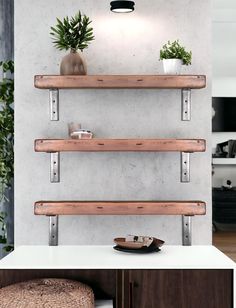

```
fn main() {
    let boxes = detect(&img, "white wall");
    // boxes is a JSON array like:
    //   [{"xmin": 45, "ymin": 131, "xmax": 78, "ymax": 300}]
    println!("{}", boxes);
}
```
[
  {"xmin": 212, "ymin": 0, "xmax": 236, "ymax": 97},
  {"xmin": 15, "ymin": 0, "xmax": 212, "ymax": 245},
  {"xmin": 212, "ymin": 0, "xmax": 236, "ymax": 187}
]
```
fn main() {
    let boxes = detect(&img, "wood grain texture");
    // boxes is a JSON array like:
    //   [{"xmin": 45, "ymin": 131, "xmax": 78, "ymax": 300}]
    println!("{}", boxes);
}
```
[
  {"xmin": 0, "ymin": 269, "xmax": 233, "ymax": 308},
  {"xmin": 34, "ymin": 201, "xmax": 206, "ymax": 216},
  {"xmin": 128, "ymin": 269, "xmax": 233, "ymax": 308},
  {"xmin": 0, "ymin": 269, "xmax": 231, "ymax": 308},
  {"xmin": 34, "ymin": 139, "xmax": 206, "ymax": 153},
  {"xmin": 34, "ymin": 75, "xmax": 206, "ymax": 89},
  {"xmin": 213, "ymin": 231, "xmax": 236, "ymax": 262}
]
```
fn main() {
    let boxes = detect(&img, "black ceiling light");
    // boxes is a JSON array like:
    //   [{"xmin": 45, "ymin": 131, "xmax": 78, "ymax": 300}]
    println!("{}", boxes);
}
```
[{"xmin": 110, "ymin": 1, "xmax": 135, "ymax": 13}]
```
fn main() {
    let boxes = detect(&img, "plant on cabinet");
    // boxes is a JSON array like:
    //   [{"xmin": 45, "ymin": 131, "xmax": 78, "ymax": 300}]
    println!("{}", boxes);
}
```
[
  {"xmin": 50, "ymin": 11, "xmax": 95, "ymax": 75},
  {"xmin": 159, "ymin": 40, "xmax": 192, "ymax": 75}
]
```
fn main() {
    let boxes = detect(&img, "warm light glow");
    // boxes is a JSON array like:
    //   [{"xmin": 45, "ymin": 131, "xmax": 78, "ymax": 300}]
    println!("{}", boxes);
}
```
[
  {"xmin": 90, "ymin": 9, "xmax": 166, "ymax": 75},
  {"xmin": 112, "ymin": 8, "xmax": 133, "ymax": 13}
]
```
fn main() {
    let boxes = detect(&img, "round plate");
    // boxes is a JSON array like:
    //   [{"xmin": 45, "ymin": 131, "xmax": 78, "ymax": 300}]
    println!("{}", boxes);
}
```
[{"xmin": 113, "ymin": 244, "xmax": 161, "ymax": 254}]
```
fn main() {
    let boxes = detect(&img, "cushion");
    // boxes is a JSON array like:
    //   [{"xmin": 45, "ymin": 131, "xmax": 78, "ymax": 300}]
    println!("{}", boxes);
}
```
[{"xmin": 0, "ymin": 278, "xmax": 94, "ymax": 307}]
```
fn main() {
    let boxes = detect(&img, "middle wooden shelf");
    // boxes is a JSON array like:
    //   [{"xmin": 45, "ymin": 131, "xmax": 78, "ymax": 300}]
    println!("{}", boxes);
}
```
[
  {"xmin": 34, "ymin": 138, "xmax": 206, "ymax": 184},
  {"xmin": 34, "ymin": 200, "xmax": 206, "ymax": 246},
  {"xmin": 34, "ymin": 200, "xmax": 206, "ymax": 216}
]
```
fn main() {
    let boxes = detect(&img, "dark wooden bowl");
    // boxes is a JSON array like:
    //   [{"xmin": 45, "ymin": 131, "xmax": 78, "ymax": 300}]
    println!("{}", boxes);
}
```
[{"xmin": 114, "ymin": 237, "xmax": 165, "ymax": 250}]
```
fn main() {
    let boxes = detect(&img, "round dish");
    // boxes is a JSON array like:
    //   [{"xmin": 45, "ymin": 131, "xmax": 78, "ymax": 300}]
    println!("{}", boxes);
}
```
[{"xmin": 113, "ymin": 244, "xmax": 160, "ymax": 254}]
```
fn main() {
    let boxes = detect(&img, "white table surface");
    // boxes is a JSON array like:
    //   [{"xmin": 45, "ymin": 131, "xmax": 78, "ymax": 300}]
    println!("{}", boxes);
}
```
[
  {"xmin": 95, "ymin": 300, "xmax": 113, "ymax": 308},
  {"xmin": 0, "ymin": 245, "xmax": 234, "ymax": 269}
]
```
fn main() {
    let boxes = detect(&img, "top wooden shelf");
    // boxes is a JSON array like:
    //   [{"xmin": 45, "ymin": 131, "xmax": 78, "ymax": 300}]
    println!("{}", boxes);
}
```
[
  {"xmin": 34, "ymin": 75, "xmax": 206, "ymax": 89},
  {"xmin": 34, "ymin": 139, "xmax": 206, "ymax": 153}
]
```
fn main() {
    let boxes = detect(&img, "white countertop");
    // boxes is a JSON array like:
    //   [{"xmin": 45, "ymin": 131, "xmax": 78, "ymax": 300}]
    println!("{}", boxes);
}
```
[
  {"xmin": 0, "ymin": 245, "xmax": 234, "ymax": 269},
  {"xmin": 95, "ymin": 300, "xmax": 113, "ymax": 308}
]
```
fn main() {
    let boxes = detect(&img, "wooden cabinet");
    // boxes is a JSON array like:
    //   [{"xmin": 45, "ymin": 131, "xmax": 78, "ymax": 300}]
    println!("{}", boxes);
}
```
[
  {"xmin": 0, "ymin": 268, "xmax": 233, "ymax": 307},
  {"xmin": 120, "ymin": 269, "xmax": 233, "ymax": 308}
]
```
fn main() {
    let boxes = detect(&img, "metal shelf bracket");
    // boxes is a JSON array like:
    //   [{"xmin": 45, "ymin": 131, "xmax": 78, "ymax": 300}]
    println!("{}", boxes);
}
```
[
  {"xmin": 49, "ymin": 215, "xmax": 58, "ymax": 246},
  {"xmin": 49, "ymin": 89, "xmax": 59, "ymax": 121},
  {"xmin": 182, "ymin": 215, "xmax": 192, "ymax": 246},
  {"xmin": 181, "ymin": 152, "xmax": 190, "ymax": 183},
  {"xmin": 181, "ymin": 89, "xmax": 191, "ymax": 121},
  {"xmin": 48, "ymin": 215, "xmax": 192, "ymax": 246},
  {"xmin": 50, "ymin": 152, "xmax": 60, "ymax": 183}
]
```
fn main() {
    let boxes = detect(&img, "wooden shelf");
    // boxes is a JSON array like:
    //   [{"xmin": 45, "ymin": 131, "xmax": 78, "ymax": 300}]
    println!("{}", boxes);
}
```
[
  {"xmin": 35, "ymin": 139, "xmax": 206, "ymax": 153},
  {"xmin": 34, "ymin": 201, "xmax": 206, "ymax": 216},
  {"xmin": 34, "ymin": 75, "xmax": 206, "ymax": 121},
  {"xmin": 34, "ymin": 75, "xmax": 206, "ymax": 89},
  {"xmin": 212, "ymin": 158, "xmax": 236, "ymax": 165},
  {"xmin": 34, "ymin": 139, "xmax": 206, "ymax": 184}
]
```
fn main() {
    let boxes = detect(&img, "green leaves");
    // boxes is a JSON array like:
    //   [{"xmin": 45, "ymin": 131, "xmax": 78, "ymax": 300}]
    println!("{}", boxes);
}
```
[
  {"xmin": 0, "ymin": 61, "xmax": 14, "ymax": 201},
  {"xmin": 3, "ymin": 245, "xmax": 14, "ymax": 252},
  {"xmin": 0, "ymin": 211, "xmax": 13, "ymax": 252},
  {"xmin": 0, "ymin": 61, "xmax": 14, "ymax": 74},
  {"xmin": 0, "ymin": 212, "xmax": 7, "ymax": 244},
  {"xmin": 50, "ymin": 11, "xmax": 95, "ymax": 52},
  {"xmin": 159, "ymin": 40, "xmax": 192, "ymax": 66},
  {"xmin": 0, "ymin": 63, "xmax": 13, "ymax": 253}
]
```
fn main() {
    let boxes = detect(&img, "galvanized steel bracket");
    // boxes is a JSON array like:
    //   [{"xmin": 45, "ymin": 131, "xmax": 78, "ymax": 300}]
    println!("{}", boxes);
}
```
[
  {"xmin": 181, "ymin": 89, "xmax": 191, "ymax": 121},
  {"xmin": 181, "ymin": 152, "xmax": 190, "ymax": 183},
  {"xmin": 182, "ymin": 215, "xmax": 192, "ymax": 246},
  {"xmin": 49, "ymin": 215, "xmax": 58, "ymax": 246},
  {"xmin": 49, "ymin": 89, "xmax": 59, "ymax": 121},
  {"xmin": 50, "ymin": 152, "xmax": 60, "ymax": 183}
]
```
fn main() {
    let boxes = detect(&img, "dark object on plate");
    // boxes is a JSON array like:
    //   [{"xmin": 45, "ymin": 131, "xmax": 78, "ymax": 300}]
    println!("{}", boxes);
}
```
[
  {"xmin": 113, "ymin": 242, "xmax": 161, "ymax": 254},
  {"xmin": 114, "ymin": 237, "xmax": 164, "ymax": 250}
]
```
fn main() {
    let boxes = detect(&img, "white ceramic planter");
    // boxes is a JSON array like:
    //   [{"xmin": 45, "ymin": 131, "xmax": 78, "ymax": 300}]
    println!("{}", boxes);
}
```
[{"xmin": 162, "ymin": 59, "xmax": 183, "ymax": 75}]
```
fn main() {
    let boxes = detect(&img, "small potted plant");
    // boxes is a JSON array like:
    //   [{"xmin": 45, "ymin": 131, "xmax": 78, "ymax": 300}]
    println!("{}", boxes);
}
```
[
  {"xmin": 50, "ymin": 11, "xmax": 95, "ymax": 75},
  {"xmin": 159, "ymin": 40, "xmax": 192, "ymax": 75}
]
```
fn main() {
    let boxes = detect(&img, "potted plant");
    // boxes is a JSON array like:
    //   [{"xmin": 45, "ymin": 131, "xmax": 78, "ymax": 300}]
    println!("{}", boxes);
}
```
[
  {"xmin": 0, "ymin": 60, "xmax": 14, "ymax": 256},
  {"xmin": 50, "ymin": 11, "xmax": 95, "ymax": 75},
  {"xmin": 159, "ymin": 40, "xmax": 192, "ymax": 75}
]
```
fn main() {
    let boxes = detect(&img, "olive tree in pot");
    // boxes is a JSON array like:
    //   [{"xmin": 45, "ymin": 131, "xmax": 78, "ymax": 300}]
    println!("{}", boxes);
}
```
[
  {"xmin": 0, "ymin": 60, "xmax": 14, "ymax": 257},
  {"xmin": 50, "ymin": 11, "xmax": 95, "ymax": 75},
  {"xmin": 159, "ymin": 40, "xmax": 192, "ymax": 75}
]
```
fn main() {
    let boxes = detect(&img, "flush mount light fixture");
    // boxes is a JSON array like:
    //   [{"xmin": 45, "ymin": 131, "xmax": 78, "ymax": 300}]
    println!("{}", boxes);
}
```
[{"xmin": 110, "ymin": 1, "xmax": 135, "ymax": 13}]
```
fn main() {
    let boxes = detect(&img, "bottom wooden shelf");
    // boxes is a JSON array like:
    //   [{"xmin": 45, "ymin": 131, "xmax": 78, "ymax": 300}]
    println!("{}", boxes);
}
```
[{"xmin": 34, "ymin": 201, "xmax": 206, "ymax": 216}]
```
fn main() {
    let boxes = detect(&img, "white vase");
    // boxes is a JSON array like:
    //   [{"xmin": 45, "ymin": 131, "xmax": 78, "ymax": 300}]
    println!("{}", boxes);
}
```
[{"xmin": 162, "ymin": 59, "xmax": 183, "ymax": 75}]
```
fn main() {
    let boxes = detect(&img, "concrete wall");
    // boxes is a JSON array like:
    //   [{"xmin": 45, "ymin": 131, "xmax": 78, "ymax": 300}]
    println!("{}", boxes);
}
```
[{"xmin": 15, "ymin": 0, "xmax": 212, "ymax": 245}]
